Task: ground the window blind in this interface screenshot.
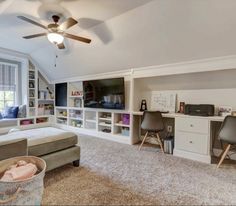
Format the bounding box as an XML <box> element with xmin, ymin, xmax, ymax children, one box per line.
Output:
<box><xmin>0</xmin><ymin>63</ymin><xmax>16</xmax><ymax>91</ymax></box>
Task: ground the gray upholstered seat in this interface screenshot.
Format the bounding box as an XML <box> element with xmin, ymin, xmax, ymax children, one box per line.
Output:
<box><xmin>139</xmin><ymin>111</ymin><xmax>165</xmax><ymax>152</ymax></box>
<box><xmin>217</xmin><ymin>116</ymin><xmax>236</xmax><ymax>168</ymax></box>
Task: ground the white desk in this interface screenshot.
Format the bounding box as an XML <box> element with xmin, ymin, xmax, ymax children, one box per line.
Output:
<box><xmin>132</xmin><ymin>111</ymin><xmax>225</xmax><ymax>163</ymax></box>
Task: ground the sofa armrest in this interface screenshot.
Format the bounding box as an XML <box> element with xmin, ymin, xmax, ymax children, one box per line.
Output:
<box><xmin>0</xmin><ymin>138</ymin><xmax>28</xmax><ymax>161</ymax></box>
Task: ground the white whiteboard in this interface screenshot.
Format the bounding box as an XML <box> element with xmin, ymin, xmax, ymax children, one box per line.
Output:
<box><xmin>151</xmin><ymin>92</ymin><xmax>176</xmax><ymax>112</ymax></box>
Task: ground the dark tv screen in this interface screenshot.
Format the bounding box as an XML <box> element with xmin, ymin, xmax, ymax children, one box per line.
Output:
<box><xmin>83</xmin><ymin>77</ymin><xmax>125</xmax><ymax>110</ymax></box>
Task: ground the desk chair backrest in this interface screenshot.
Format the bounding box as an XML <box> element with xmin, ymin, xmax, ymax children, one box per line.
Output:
<box><xmin>141</xmin><ymin>111</ymin><xmax>165</xmax><ymax>132</ymax></box>
<box><xmin>218</xmin><ymin>115</ymin><xmax>236</xmax><ymax>145</ymax></box>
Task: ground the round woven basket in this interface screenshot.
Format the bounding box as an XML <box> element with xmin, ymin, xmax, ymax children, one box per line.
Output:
<box><xmin>0</xmin><ymin>156</ymin><xmax>46</xmax><ymax>206</ymax></box>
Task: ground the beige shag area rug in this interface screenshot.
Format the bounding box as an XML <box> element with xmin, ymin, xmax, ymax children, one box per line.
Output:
<box><xmin>42</xmin><ymin>135</ymin><xmax>236</xmax><ymax>205</ymax></box>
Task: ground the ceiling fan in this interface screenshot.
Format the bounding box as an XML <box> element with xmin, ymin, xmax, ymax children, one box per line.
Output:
<box><xmin>17</xmin><ymin>15</ymin><xmax>91</xmax><ymax>49</ymax></box>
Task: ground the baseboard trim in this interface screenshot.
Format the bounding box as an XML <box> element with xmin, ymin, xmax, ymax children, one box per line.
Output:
<box><xmin>173</xmin><ymin>149</ymin><xmax>211</xmax><ymax>163</ymax></box>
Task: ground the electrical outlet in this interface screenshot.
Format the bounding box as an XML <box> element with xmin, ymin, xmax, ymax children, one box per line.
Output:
<box><xmin>167</xmin><ymin>125</ymin><xmax>172</xmax><ymax>133</ymax></box>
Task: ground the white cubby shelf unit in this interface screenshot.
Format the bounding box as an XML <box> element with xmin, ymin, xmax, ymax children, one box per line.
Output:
<box><xmin>26</xmin><ymin>60</ymin><xmax>54</xmax><ymax>125</ymax></box>
<box><xmin>55</xmin><ymin>79</ymin><xmax>132</xmax><ymax>144</ymax></box>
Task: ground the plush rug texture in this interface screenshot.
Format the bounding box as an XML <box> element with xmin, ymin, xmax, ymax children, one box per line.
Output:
<box><xmin>42</xmin><ymin>135</ymin><xmax>236</xmax><ymax>205</ymax></box>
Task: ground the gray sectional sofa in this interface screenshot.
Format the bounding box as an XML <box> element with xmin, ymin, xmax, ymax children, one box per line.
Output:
<box><xmin>0</xmin><ymin>127</ymin><xmax>80</xmax><ymax>171</ymax></box>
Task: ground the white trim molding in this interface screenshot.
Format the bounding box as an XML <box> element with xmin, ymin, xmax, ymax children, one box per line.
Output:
<box><xmin>131</xmin><ymin>55</ymin><xmax>236</xmax><ymax>79</ymax></box>
<box><xmin>52</xmin><ymin>69</ymin><xmax>132</xmax><ymax>84</ymax></box>
<box><xmin>52</xmin><ymin>55</ymin><xmax>236</xmax><ymax>83</ymax></box>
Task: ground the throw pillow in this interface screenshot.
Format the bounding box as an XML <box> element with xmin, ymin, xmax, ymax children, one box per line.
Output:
<box><xmin>3</xmin><ymin>106</ymin><xmax>19</xmax><ymax>119</ymax></box>
<box><xmin>17</xmin><ymin>105</ymin><xmax>27</xmax><ymax>118</ymax></box>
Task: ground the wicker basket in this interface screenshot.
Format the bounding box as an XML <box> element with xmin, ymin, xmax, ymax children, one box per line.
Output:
<box><xmin>0</xmin><ymin>156</ymin><xmax>46</xmax><ymax>205</ymax></box>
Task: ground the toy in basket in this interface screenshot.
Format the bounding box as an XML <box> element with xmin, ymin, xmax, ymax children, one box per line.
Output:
<box><xmin>0</xmin><ymin>156</ymin><xmax>46</xmax><ymax>206</ymax></box>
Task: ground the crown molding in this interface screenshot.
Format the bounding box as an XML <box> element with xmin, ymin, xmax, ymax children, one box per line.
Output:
<box><xmin>52</xmin><ymin>69</ymin><xmax>132</xmax><ymax>84</ymax></box>
<box><xmin>131</xmin><ymin>55</ymin><xmax>236</xmax><ymax>78</ymax></box>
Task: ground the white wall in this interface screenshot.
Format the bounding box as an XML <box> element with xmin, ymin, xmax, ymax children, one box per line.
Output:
<box><xmin>133</xmin><ymin>69</ymin><xmax>236</xmax><ymax>112</ymax></box>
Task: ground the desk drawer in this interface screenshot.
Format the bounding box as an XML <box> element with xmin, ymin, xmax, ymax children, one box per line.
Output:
<box><xmin>176</xmin><ymin>117</ymin><xmax>209</xmax><ymax>134</ymax></box>
<box><xmin>175</xmin><ymin>131</ymin><xmax>208</xmax><ymax>155</ymax></box>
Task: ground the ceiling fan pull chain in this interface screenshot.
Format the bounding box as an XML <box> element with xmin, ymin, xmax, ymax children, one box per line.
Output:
<box><xmin>54</xmin><ymin>54</ymin><xmax>58</xmax><ymax>68</ymax></box>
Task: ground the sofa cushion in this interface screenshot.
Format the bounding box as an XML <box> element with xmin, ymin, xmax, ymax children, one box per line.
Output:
<box><xmin>0</xmin><ymin>118</ymin><xmax>18</xmax><ymax>128</ymax></box>
<box><xmin>17</xmin><ymin>105</ymin><xmax>26</xmax><ymax>118</ymax></box>
<box><xmin>0</xmin><ymin>127</ymin><xmax>78</xmax><ymax>156</ymax></box>
<box><xmin>3</xmin><ymin>106</ymin><xmax>19</xmax><ymax>118</ymax></box>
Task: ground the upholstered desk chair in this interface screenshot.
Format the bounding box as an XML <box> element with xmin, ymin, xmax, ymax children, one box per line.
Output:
<box><xmin>139</xmin><ymin>111</ymin><xmax>165</xmax><ymax>152</ymax></box>
<box><xmin>217</xmin><ymin>115</ymin><xmax>236</xmax><ymax>168</ymax></box>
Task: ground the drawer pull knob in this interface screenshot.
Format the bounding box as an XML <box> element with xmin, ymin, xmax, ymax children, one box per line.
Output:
<box><xmin>190</xmin><ymin>124</ymin><xmax>194</xmax><ymax>127</ymax></box>
<box><xmin>189</xmin><ymin>141</ymin><xmax>193</xmax><ymax>144</ymax></box>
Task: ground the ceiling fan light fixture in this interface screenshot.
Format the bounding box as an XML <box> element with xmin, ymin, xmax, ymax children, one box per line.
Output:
<box><xmin>47</xmin><ymin>32</ymin><xmax>64</xmax><ymax>44</ymax></box>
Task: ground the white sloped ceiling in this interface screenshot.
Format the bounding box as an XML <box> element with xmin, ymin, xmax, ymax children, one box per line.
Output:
<box><xmin>1</xmin><ymin>0</ymin><xmax>236</xmax><ymax>81</ymax></box>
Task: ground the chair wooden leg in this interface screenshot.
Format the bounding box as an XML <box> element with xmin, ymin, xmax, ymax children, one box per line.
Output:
<box><xmin>156</xmin><ymin>133</ymin><xmax>164</xmax><ymax>153</ymax></box>
<box><xmin>139</xmin><ymin>132</ymin><xmax>148</xmax><ymax>151</ymax></box>
<box><xmin>217</xmin><ymin>144</ymin><xmax>231</xmax><ymax>168</ymax></box>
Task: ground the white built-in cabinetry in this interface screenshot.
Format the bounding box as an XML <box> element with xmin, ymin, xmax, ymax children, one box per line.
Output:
<box><xmin>174</xmin><ymin>117</ymin><xmax>211</xmax><ymax>163</ymax></box>
<box><xmin>19</xmin><ymin>60</ymin><xmax>54</xmax><ymax>127</ymax></box>
<box><xmin>55</xmin><ymin>81</ymin><xmax>132</xmax><ymax>144</ymax></box>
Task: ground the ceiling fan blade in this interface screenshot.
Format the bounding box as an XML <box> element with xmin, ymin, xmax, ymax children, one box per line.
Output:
<box><xmin>57</xmin><ymin>42</ymin><xmax>65</xmax><ymax>49</ymax></box>
<box><xmin>23</xmin><ymin>33</ymin><xmax>47</xmax><ymax>39</ymax></box>
<box><xmin>59</xmin><ymin>17</ymin><xmax>78</xmax><ymax>31</ymax></box>
<box><xmin>64</xmin><ymin>33</ymin><xmax>91</xmax><ymax>44</ymax></box>
<box><xmin>17</xmin><ymin>16</ymin><xmax>48</xmax><ymax>30</ymax></box>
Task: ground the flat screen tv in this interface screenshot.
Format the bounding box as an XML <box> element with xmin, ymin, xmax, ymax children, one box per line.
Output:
<box><xmin>83</xmin><ymin>77</ymin><xmax>125</xmax><ymax>110</ymax></box>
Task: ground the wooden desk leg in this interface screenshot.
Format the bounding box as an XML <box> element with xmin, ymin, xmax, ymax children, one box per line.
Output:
<box><xmin>217</xmin><ymin>144</ymin><xmax>231</xmax><ymax>168</ymax></box>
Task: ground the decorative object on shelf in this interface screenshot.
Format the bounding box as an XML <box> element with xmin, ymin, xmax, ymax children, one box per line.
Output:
<box><xmin>74</xmin><ymin>98</ymin><xmax>82</xmax><ymax>107</ymax></box>
<box><xmin>46</xmin><ymin>87</ymin><xmax>54</xmax><ymax>99</ymax></box>
<box><xmin>102</xmin><ymin>128</ymin><xmax>111</xmax><ymax>133</ymax></box>
<box><xmin>218</xmin><ymin>106</ymin><xmax>232</xmax><ymax>117</ymax></box>
<box><xmin>122</xmin><ymin>114</ymin><xmax>130</xmax><ymax>125</ymax></box>
<box><xmin>29</xmin><ymin>81</ymin><xmax>35</xmax><ymax>88</ymax></box>
<box><xmin>20</xmin><ymin>119</ymin><xmax>33</xmax><ymax>125</ymax></box>
<box><xmin>29</xmin><ymin>100</ymin><xmax>35</xmax><ymax>107</ymax></box>
<box><xmin>39</xmin><ymin>90</ymin><xmax>47</xmax><ymax>100</ymax></box>
<box><xmin>29</xmin><ymin>90</ymin><xmax>35</xmax><ymax>98</ymax></box>
<box><xmin>121</xmin><ymin>127</ymin><xmax>130</xmax><ymax>136</ymax></box>
<box><xmin>36</xmin><ymin>117</ymin><xmax>48</xmax><ymax>124</ymax></box>
<box><xmin>140</xmin><ymin>99</ymin><xmax>147</xmax><ymax>111</ymax></box>
<box><xmin>179</xmin><ymin>102</ymin><xmax>185</xmax><ymax>113</ymax></box>
<box><xmin>29</xmin><ymin>71</ymin><xmax>35</xmax><ymax>79</ymax></box>
<box><xmin>38</xmin><ymin>104</ymin><xmax>44</xmax><ymax>116</ymax></box>
<box><xmin>71</xmin><ymin>91</ymin><xmax>83</xmax><ymax>96</ymax></box>
<box><xmin>101</xmin><ymin>113</ymin><xmax>111</xmax><ymax>119</ymax></box>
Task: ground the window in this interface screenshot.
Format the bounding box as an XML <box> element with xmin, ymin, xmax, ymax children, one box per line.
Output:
<box><xmin>0</xmin><ymin>63</ymin><xmax>17</xmax><ymax>112</ymax></box>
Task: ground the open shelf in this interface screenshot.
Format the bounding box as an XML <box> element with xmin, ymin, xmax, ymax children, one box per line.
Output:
<box><xmin>98</xmin><ymin>122</ymin><xmax>112</xmax><ymax>127</ymax></box>
<box><xmin>114</xmin><ymin>123</ymin><xmax>130</xmax><ymax>128</ymax></box>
